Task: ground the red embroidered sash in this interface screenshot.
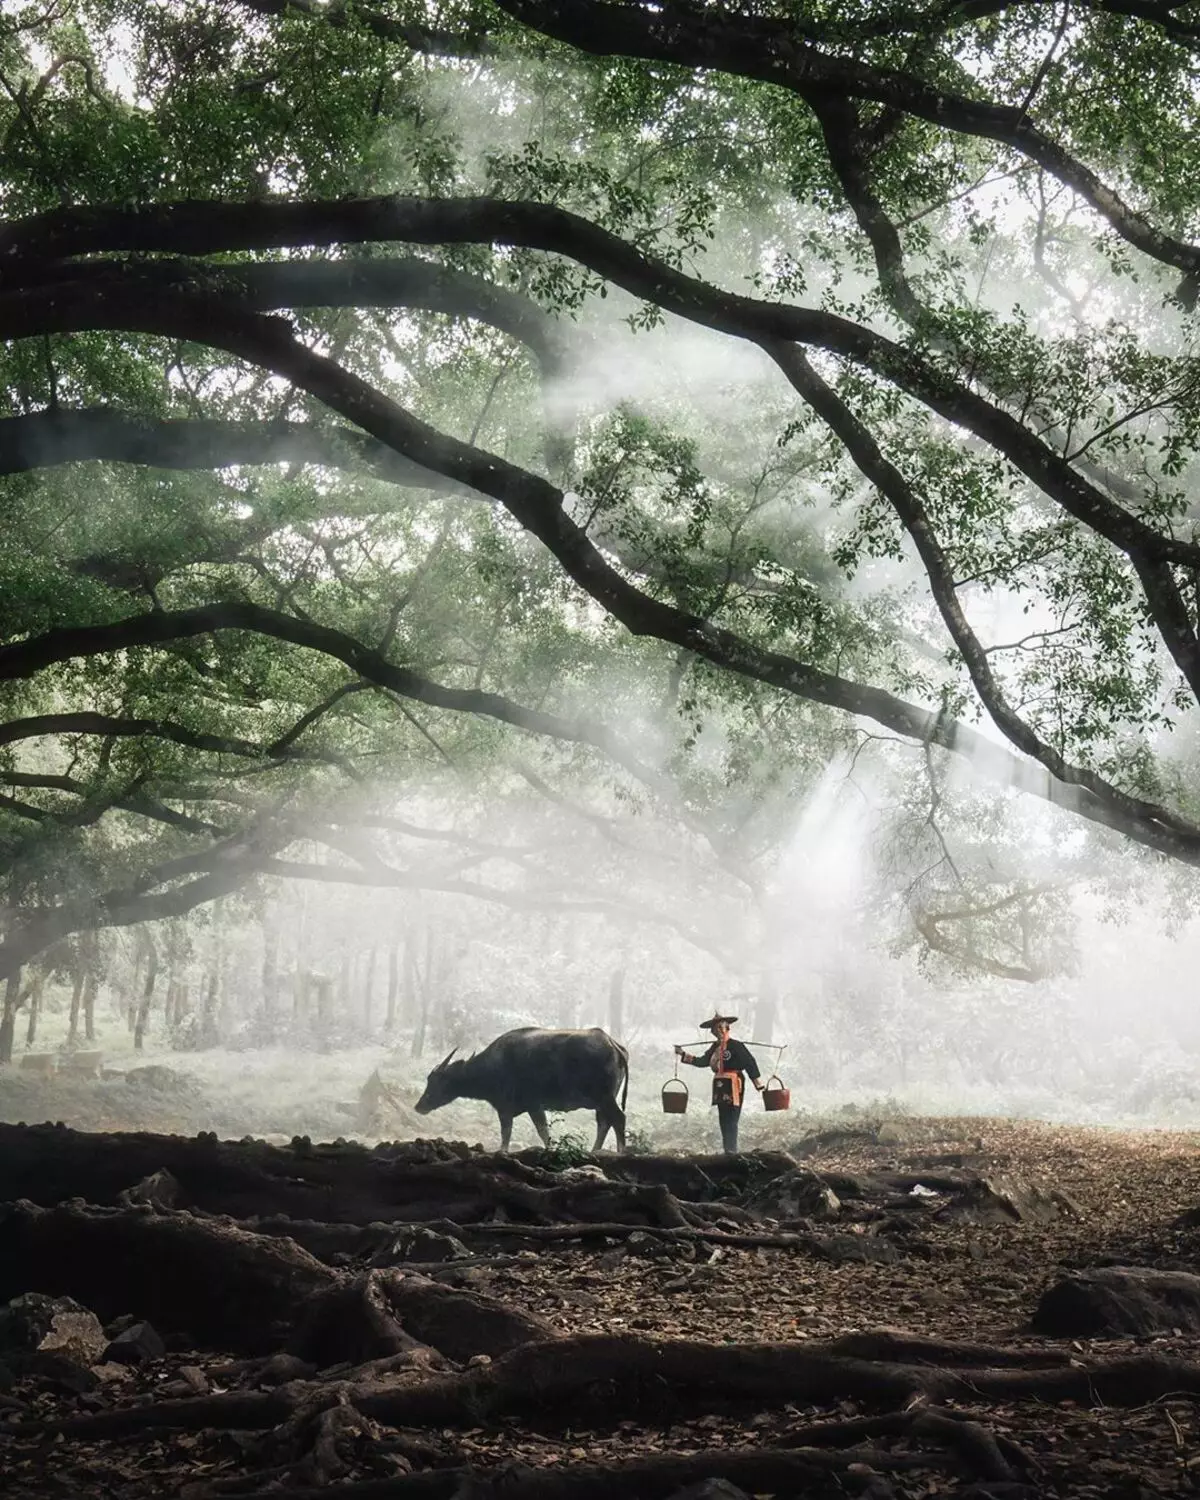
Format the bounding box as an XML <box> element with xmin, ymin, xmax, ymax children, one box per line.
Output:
<box><xmin>710</xmin><ymin>1034</ymin><xmax>743</xmax><ymax>1108</ymax></box>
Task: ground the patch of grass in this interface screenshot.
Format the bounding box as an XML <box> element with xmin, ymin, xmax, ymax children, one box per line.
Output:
<box><xmin>541</xmin><ymin>1129</ymin><xmax>592</xmax><ymax>1168</ymax></box>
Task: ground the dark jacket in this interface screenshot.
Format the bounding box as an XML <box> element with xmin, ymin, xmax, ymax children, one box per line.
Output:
<box><xmin>684</xmin><ymin>1038</ymin><xmax>761</xmax><ymax>1083</ymax></box>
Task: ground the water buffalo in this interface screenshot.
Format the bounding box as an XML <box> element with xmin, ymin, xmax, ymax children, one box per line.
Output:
<box><xmin>414</xmin><ymin>1026</ymin><xmax>629</xmax><ymax>1153</ymax></box>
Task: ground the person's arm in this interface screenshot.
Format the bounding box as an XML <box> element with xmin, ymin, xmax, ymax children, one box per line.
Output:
<box><xmin>676</xmin><ymin>1043</ymin><xmax>713</xmax><ymax>1067</ymax></box>
<box><xmin>735</xmin><ymin>1041</ymin><xmax>765</xmax><ymax>1088</ymax></box>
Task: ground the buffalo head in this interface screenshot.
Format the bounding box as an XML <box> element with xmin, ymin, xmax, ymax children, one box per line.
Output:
<box><xmin>414</xmin><ymin>1048</ymin><xmax>461</xmax><ymax>1114</ymax></box>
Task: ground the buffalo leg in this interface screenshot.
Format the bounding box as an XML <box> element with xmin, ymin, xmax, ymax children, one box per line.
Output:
<box><xmin>594</xmin><ymin>1100</ymin><xmax>625</xmax><ymax>1154</ymax></box>
<box><xmin>497</xmin><ymin>1112</ymin><xmax>515</xmax><ymax>1152</ymax></box>
<box><xmin>528</xmin><ymin>1108</ymin><xmax>552</xmax><ymax>1147</ymax></box>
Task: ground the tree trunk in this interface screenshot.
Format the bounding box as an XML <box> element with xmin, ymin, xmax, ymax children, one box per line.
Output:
<box><xmin>133</xmin><ymin>932</ymin><xmax>159</xmax><ymax>1052</ymax></box>
<box><xmin>126</xmin><ymin>946</ymin><xmax>142</xmax><ymax>1032</ymax></box>
<box><xmin>607</xmin><ymin>964</ymin><xmax>626</xmax><ymax>1039</ymax></box>
<box><xmin>294</xmin><ymin>967</ymin><xmax>309</xmax><ymax>1024</ymax></box>
<box><xmin>558</xmin><ymin>920</ymin><xmax>579</xmax><ymax>1028</ymax></box>
<box><xmin>385</xmin><ymin>943</ymin><xmax>400</xmax><ymax>1034</ymax></box>
<box><xmin>755</xmin><ymin>974</ymin><xmax>778</xmax><ymax>1047</ymax></box>
<box><xmin>411</xmin><ymin>930</ymin><xmax>433</xmax><ymax>1060</ymax></box>
<box><xmin>83</xmin><ymin>966</ymin><xmax>97</xmax><ymax>1043</ymax></box>
<box><xmin>262</xmin><ymin>911</ymin><xmax>280</xmax><ymax>1028</ymax></box>
<box><xmin>363</xmin><ymin>945</ymin><xmax>377</xmax><ymax>1033</ymax></box>
<box><xmin>0</xmin><ymin>968</ymin><xmax>21</xmax><ymax>1065</ymax></box>
<box><xmin>316</xmin><ymin>975</ymin><xmax>333</xmax><ymax>1030</ymax></box>
<box><xmin>404</xmin><ymin>938</ymin><xmax>419</xmax><ymax>1052</ymax></box>
<box><xmin>24</xmin><ymin>970</ymin><xmax>44</xmax><ymax>1048</ymax></box>
<box><xmin>338</xmin><ymin>949</ymin><xmax>350</xmax><ymax>1019</ymax></box>
<box><xmin>67</xmin><ymin>959</ymin><xmax>86</xmax><ymax>1047</ymax></box>
<box><xmin>82</xmin><ymin>930</ymin><xmax>98</xmax><ymax>1044</ymax></box>
<box><xmin>202</xmin><ymin>969</ymin><xmax>220</xmax><ymax>1046</ymax></box>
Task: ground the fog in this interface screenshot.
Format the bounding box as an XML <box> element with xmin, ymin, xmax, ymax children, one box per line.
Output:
<box><xmin>6</xmin><ymin>732</ymin><xmax>1200</xmax><ymax>1146</ymax></box>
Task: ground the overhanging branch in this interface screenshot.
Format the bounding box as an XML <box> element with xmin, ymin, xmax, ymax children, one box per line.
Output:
<box><xmin>2</xmin><ymin>207</ymin><xmax>1189</xmax><ymax>571</ymax></box>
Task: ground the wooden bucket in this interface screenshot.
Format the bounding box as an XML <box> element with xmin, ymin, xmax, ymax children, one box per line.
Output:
<box><xmin>762</xmin><ymin>1075</ymin><xmax>791</xmax><ymax>1112</ymax></box>
<box><xmin>661</xmin><ymin>1077</ymin><xmax>689</xmax><ymax>1114</ymax></box>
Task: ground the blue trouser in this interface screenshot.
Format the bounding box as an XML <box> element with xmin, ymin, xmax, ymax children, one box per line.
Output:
<box><xmin>718</xmin><ymin>1101</ymin><xmax>741</xmax><ymax>1154</ymax></box>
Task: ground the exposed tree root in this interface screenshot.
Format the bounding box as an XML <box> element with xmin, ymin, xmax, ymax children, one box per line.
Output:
<box><xmin>268</xmin><ymin>1390</ymin><xmax>390</xmax><ymax>1489</ymax></box>
<box><xmin>33</xmin><ymin>1332</ymin><xmax>1200</xmax><ymax>1443</ymax></box>
<box><xmin>0</xmin><ymin>1201</ymin><xmax>555</xmax><ymax>1368</ymax></box>
<box><xmin>286</xmin><ymin>1271</ymin><xmax>444</xmax><ymax>1369</ymax></box>
<box><xmin>773</xmin><ymin>1403</ymin><xmax>1033</xmax><ymax>1483</ymax></box>
<box><xmin>221</xmin><ymin>1442</ymin><xmax>995</xmax><ymax>1500</ymax></box>
<box><xmin>823</xmin><ymin>1330</ymin><xmax>1072</xmax><ymax>1369</ymax></box>
<box><xmin>0</xmin><ymin>1199</ymin><xmax>335</xmax><ymax>1352</ymax></box>
<box><xmin>296</xmin><ymin>1269</ymin><xmax>559</xmax><ymax>1365</ymax></box>
<box><xmin>380</xmin><ymin>1215</ymin><xmax>900</xmax><ymax>1259</ymax></box>
<box><xmin>0</xmin><ymin>1125</ymin><xmax>707</xmax><ymax>1227</ymax></box>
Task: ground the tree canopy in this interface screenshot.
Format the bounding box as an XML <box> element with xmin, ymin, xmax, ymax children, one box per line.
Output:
<box><xmin>3</xmin><ymin>0</ymin><xmax>1200</xmax><ymax>1006</ymax></box>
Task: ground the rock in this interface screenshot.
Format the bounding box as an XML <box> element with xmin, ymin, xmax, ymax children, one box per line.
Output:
<box><xmin>36</xmin><ymin>1356</ymin><xmax>101</xmax><ymax>1392</ymax></box>
<box><xmin>0</xmin><ymin>1292</ymin><xmax>107</xmax><ymax>1369</ymax></box>
<box><xmin>162</xmin><ymin>1364</ymin><xmax>210</xmax><ymax>1397</ymax></box>
<box><xmin>811</xmin><ymin>1233</ymin><xmax>902</xmax><ymax>1265</ymax></box>
<box><xmin>1032</xmin><ymin>1266</ymin><xmax>1200</xmax><ymax>1337</ymax></box>
<box><xmin>93</xmin><ymin>1361</ymin><xmax>134</xmax><ymax>1383</ymax></box>
<box><xmin>372</xmin><ymin>1227</ymin><xmax>471</xmax><ymax>1266</ymax></box>
<box><xmin>945</xmin><ymin>1175</ymin><xmax>1081</xmax><ymax>1226</ymax></box>
<box><xmin>103</xmin><ymin>1320</ymin><xmax>166</xmax><ymax>1365</ymax></box>
<box><xmin>118</xmin><ymin>1168</ymin><xmax>181</xmax><ymax>1211</ymax></box>
<box><xmin>625</xmin><ymin>1231</ymin><xmax>680</xmax><ymax>1259</ymax></box>
<box><xmin>258</xmin><ymin>1352</ymin><xmax>317</xmax><ymax>1385</ymax></box>
<box><xmin>747</xmin><ymin>1168</ymin><xmax>841</xmax><ymax>1221</ymax></box>
<box><xmin>122</xmin><ymin>1065</ymin><xmax>198</xmax><ymax>1095</ymax></box>
<box><xmin>667</xmin><ymin>1481</ymin><xmax>751</xmax><ymax>1500</ymax></box>
<box><xmin>877</xmin><ymin>1120</ymin><xmax>919</xmax><ymax>1145</ymax></box>
<box><xmin>790</xmin><ymin>1127</ymin><xmax>878</xmax><ymax>1159</ymax></box>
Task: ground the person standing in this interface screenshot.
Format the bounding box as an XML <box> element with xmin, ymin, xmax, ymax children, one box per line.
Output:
<box><xmin>675</xmin><ymin>1012</ymin><xmax>764</xmax><ymax>1154</ymax></box>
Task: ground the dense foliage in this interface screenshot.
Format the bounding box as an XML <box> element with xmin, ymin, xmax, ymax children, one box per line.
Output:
<box><xmin>4</xmin><ymin>0</ymin><xmax>1200</xmax><ymax>1045</ymax></box>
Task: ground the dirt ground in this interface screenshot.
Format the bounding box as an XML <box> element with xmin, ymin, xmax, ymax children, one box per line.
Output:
<box><xmin>3</xmin><ymin>1116</ymin><xmax>1200</xmax><ymax>1498</ymax></box>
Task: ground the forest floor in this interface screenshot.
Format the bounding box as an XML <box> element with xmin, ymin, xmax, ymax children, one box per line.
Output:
<box><xmin>2</xmin><ymin>1113</ymin><xmax>1200</xmax><ymax>1499</ymax></box>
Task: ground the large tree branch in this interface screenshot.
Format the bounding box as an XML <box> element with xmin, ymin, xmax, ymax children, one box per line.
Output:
<box><xmin>206</xmin><ymin>849</ymin><xmax>741</xmax><ymax>967</ymax></box>
<box><xmin>2</xmin><ymin>207</ymin><xmax>1190</xmax><ymax>571</ymax></box>
<box><xmin>9</xmin><ymin>253</ymin><xmax>565</xmax><ymax>369</ymax></box>
<box><xmin>219</xmin><ymin>256</ymin><xmax>566</xmax><ymax>373</ymax></box>
<box><xmin>852</xmin><ymin>0</ymin><xmax>1200</xmax><ymax>45</ymax></box>
<box><xmin>767</xmin><ymin>341</ymin><xmax>1200</xmax><ymax>839</ymax></box>
<box><xmin>0</xmin><ymin>284</ymin><xmax>1197</xmax><ymax>866</ymax></box>
<box><xmin>0</xmin><ymin>606</ymin><xmax>679</xmax><ymax>805</ymax></box>
<box><xmin>0</xmin><ymin>857</ymin><xmax>265</xmax><ymax>979</ymax></box>
<box><xmin>0</xmin><ymin>709</ymin><xmax>338</xmax><ymax>762</ymax></box>
<box><xmin>805</xmin><ymin>92</ymin><xmax>1157</xmax><ymax>515</ymax></box>
<box><xmin>0</xmin><ymin>407</ymin><xmax>817</xmax><ymax>642</ymax></box>
<box><xmin>233</xmin><ymin>0</ymin><xmax>497</xmax><ymax>57</ymax></box>
<box><xmin>0</xmin><ymin>772</ymin><xmax>225</xmax><ymax>836</ymax></box>
<box><xmin>0</xmin><ymin>408</ymin><xmax>466</xmax><ymax>487</ymax></box>
<box><xmin>490</xmin><ymin>0</ymin><xmax>1200</xmax><ymax>282</ymax></box>
<box><xmin>243</xmin><ymin>0</ymin><xmax>1200</xmax><ymax>54</ymax></box>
